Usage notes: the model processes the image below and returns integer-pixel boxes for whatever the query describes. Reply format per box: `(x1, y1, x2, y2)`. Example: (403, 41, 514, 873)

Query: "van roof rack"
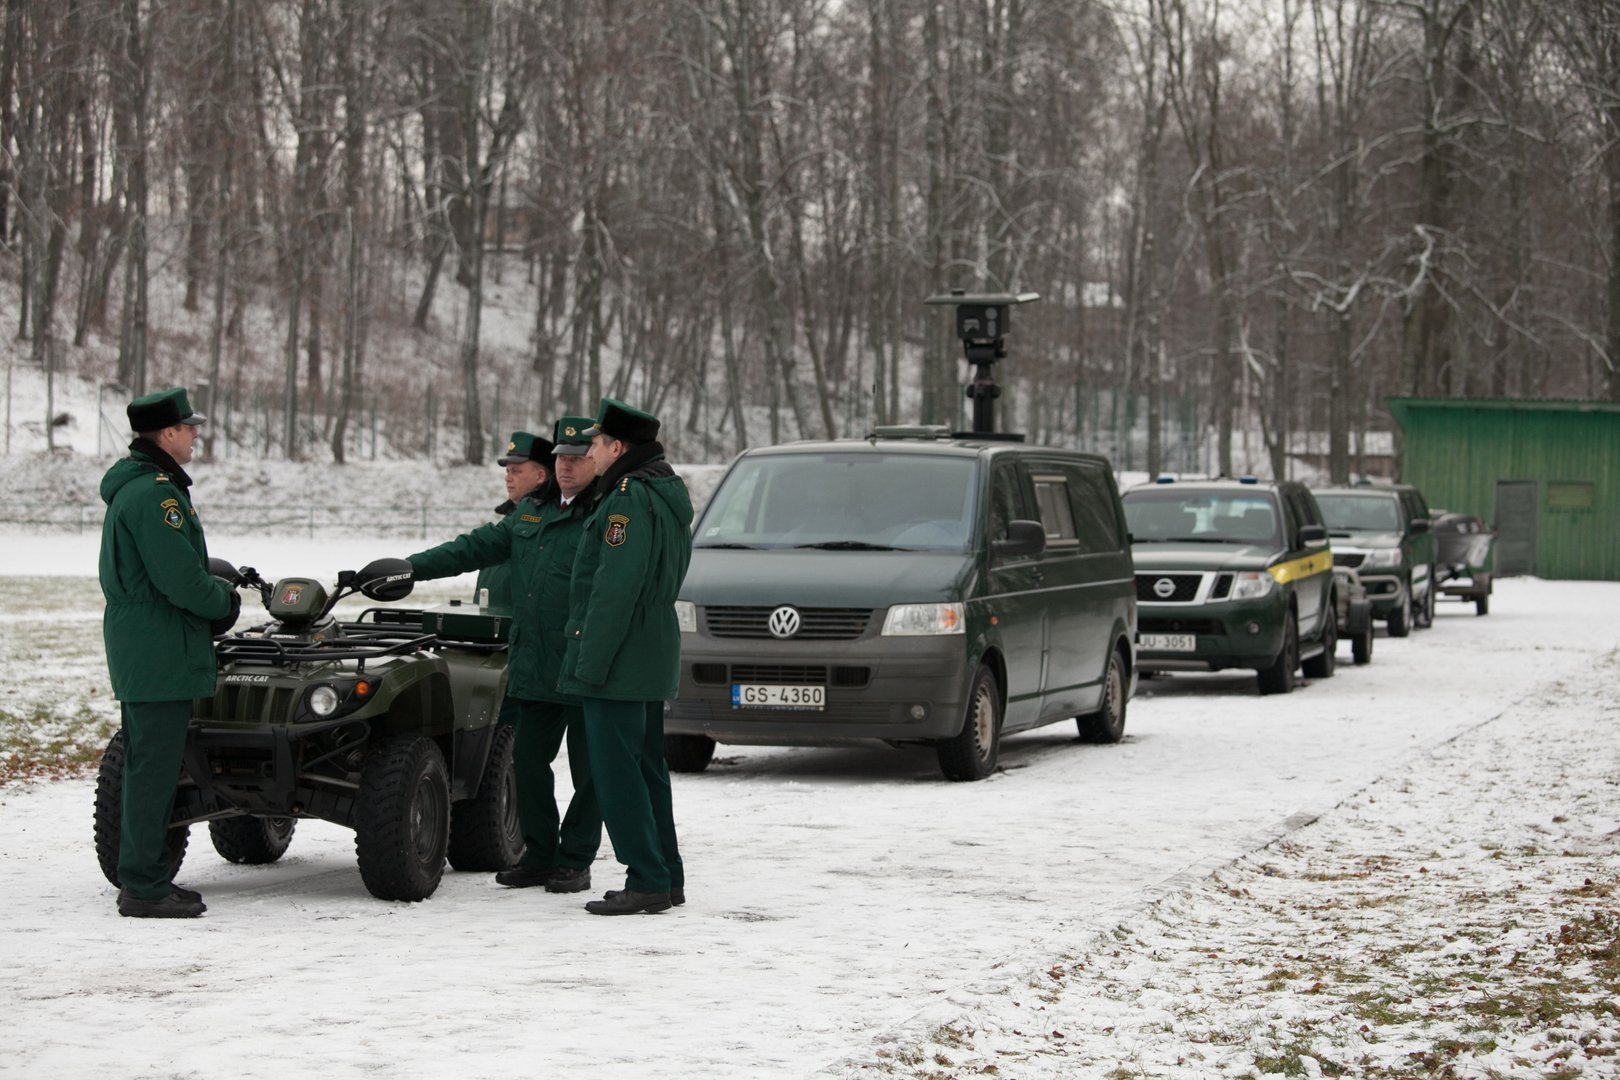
(870, 424, 953, 440)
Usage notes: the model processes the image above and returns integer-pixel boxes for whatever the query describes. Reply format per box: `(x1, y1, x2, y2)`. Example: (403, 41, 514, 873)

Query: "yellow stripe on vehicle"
(1268, 551, 1333, 584)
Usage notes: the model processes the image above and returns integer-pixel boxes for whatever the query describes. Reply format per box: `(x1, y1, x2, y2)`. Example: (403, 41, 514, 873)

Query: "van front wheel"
(937, 665, 1001, 782)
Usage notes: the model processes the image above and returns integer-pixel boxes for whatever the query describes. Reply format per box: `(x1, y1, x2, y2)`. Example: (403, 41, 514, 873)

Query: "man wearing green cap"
(403, 422, 604, 892)
(560, 398, 693, 915)
(99, 387, 240, 919)
(473, 431, 554, 612)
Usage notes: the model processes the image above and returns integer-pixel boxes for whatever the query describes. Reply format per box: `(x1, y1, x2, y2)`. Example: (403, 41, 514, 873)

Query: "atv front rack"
(215, 605, 508, 667)
(214, 622, 437, 667)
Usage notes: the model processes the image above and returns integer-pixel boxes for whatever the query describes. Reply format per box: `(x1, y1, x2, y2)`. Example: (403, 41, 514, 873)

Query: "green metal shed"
(1386, 399, 1620, 581)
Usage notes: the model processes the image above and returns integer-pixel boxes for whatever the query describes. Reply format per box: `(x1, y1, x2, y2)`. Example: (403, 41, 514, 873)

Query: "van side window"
(1063, 463, 1122, 553)
(1030, 473, 1078, 546)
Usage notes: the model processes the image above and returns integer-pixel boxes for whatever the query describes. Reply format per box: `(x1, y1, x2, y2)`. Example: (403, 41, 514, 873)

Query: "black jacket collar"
(129, 438, 193, 489)
(593, 440, 668, 496)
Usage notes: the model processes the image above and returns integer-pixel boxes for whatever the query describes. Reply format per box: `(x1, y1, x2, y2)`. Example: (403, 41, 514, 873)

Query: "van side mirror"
(993, 519, 1046, 559)
(1410, 518, 1431, 534)
(1297, 524, 1327, 546)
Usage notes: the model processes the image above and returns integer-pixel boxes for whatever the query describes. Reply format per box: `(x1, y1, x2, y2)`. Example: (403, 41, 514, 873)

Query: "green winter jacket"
(99, 447, 235, 702)
(473, 499, 516, 611)
(409, 484, 595, 704)
(558, 451, 694, 701)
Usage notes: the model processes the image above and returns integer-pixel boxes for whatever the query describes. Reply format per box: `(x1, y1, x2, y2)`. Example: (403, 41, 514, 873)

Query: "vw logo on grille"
(1152, 577, 1177, 599)
(767, 605, 802, 639)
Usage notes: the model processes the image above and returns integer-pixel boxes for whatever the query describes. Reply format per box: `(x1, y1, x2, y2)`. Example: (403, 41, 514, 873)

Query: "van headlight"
(882, 603, 965, 636)
(1230, 572, 1275, 600)
(308, 685, 341, 717)
(1361, 549, 1401, 567)
(674, 600, 698, 633)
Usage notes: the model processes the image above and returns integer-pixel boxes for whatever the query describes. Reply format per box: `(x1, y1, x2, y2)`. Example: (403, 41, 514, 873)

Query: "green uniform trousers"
(581, 699, 683, 894)
(117, 700, 190, 900)
(508, 697, 602, 872)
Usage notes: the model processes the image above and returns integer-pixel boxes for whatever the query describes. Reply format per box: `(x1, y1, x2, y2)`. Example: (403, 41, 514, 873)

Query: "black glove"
(210, 589, 242, 637)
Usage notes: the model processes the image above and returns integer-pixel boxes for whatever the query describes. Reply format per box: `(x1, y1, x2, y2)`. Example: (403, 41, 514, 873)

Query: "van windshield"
(1122, 490, 1281, 545)
(695, 452, 978, 552)
(1316, 494, 1400, 532)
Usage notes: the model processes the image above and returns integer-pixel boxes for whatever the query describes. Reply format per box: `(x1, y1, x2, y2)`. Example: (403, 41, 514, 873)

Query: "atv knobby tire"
(354, 735, 450, 901)
(447, 723, 523, 872)
(664, 734, 717, 773)
(209, 816, 296, 864)
(93, 730, 190, 888)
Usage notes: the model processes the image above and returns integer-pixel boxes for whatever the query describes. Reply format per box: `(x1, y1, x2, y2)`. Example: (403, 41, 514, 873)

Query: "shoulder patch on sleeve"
(163, 505, 184, 530)
(604, 514, 630, 547)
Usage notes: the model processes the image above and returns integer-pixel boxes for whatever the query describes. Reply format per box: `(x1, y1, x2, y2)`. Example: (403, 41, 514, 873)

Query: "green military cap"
(497, 430, 555, 467)
(128, 387, 206, 431)
(582, 398, 660, 445)
(552, 415, 596, 457)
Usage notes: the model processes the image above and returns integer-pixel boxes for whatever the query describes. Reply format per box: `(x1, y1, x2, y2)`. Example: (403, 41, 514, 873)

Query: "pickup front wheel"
(1257, 612, 1299, 695)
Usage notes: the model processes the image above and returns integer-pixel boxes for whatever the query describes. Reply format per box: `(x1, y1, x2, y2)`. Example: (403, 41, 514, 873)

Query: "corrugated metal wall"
(1387, 400, 1620, 581)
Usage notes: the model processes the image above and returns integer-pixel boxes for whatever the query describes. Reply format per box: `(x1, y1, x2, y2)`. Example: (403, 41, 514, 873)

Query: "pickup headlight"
(1361, 549, 1402, 568)
(882, 602, 965, 636)
(674, 600, 698, 633)
(1230, 572, 1275, 600)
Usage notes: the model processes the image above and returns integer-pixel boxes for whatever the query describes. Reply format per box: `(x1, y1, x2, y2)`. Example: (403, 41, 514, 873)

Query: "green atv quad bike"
(93, 558, 523, 902)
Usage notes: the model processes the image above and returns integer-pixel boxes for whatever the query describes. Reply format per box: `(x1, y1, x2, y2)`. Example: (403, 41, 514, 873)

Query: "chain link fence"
(0, 503, 497, 539)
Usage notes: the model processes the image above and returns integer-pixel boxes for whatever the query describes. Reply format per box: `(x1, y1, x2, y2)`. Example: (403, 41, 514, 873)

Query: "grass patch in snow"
(0, 702, 115, 783)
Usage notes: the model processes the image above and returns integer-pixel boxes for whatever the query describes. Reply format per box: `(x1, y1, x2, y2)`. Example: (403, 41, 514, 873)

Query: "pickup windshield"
(1123, 490, 1281, 545)
(694, 452, 978, 552)
(1316, 494, 1401, 532)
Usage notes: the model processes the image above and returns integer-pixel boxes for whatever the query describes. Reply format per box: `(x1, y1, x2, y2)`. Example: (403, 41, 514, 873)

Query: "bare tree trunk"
(114, 0, 150, 394)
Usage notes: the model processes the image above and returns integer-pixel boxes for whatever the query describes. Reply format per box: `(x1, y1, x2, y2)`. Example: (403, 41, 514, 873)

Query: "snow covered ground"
(1, 550, 1615, 1077)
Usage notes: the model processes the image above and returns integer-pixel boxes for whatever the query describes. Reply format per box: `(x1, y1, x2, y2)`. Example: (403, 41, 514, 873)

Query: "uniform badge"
(565, 426, 577, 437)
(520, 514, 541, 523)
(605, 514, 630, 547)
(507, 441, 517, 453)
(164, 507, 183, 529)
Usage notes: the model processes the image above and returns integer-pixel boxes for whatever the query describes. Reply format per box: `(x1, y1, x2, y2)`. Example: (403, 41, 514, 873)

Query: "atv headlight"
(1230, 572, 1275, 600)
(1361, 548, 1401, 568)
(308, 685, 341, 717)
(674, 600, 697, 634)
(882, 603, 965, 636)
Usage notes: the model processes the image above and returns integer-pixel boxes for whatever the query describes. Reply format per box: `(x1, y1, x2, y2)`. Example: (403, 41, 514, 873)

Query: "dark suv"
(1312, 484, 1438, 636)
(1121, 478, 1337, 695)
(664, 428, 1137, 781)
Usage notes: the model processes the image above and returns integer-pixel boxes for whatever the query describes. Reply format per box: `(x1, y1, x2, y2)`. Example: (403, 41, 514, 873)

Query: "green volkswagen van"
(663, 428, 1137, 781)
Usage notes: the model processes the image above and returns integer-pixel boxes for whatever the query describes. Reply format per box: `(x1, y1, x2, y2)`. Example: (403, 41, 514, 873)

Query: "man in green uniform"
(99, 387, 239, 919)
(474, 431, 554, 612)
(404, 421, 602, 892)
(560, 399, 693, 916)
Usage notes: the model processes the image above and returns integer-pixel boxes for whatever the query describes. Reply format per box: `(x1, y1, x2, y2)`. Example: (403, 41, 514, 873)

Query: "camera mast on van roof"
(924, 289, 1040, 438)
